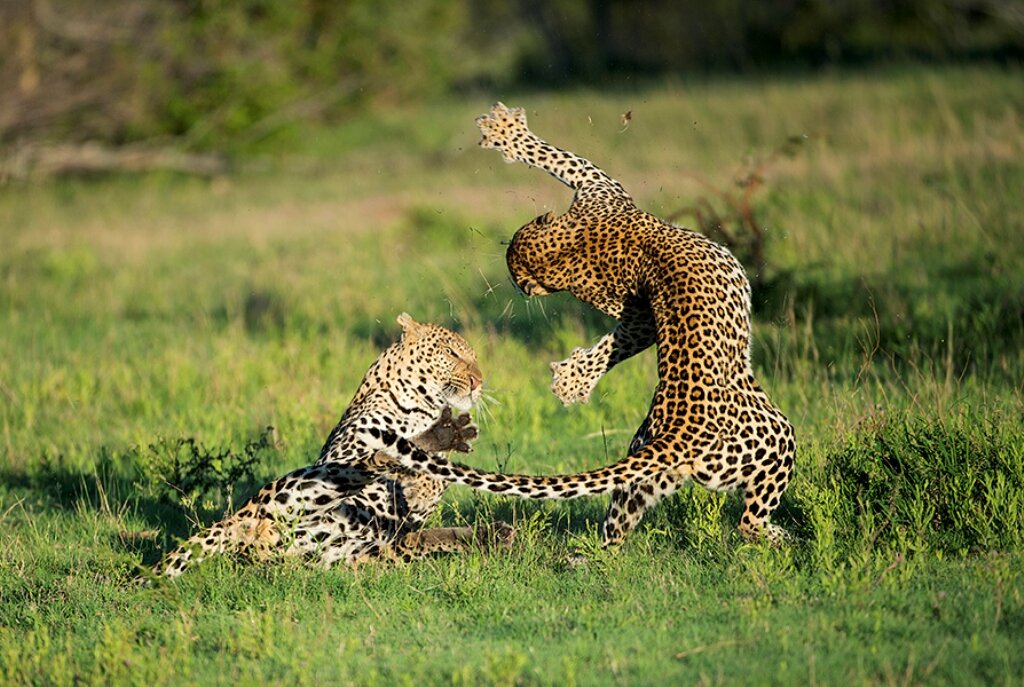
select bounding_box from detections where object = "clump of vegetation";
[131,427,278,512]
[0,0,477,151]
[826,413,1024,555]
[28,427,279,523]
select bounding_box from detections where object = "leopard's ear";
[397,312,423,341]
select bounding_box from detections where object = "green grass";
[1,64,1023,685]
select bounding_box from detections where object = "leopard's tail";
[398,443,689,501]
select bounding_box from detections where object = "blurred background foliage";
[1,0,1022,151]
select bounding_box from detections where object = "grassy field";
[1,65,1023,685]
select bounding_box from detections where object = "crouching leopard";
[155,313,513,578]
[391,103,795,547]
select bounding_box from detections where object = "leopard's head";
[395,313,483,412]
[505,211,577,297]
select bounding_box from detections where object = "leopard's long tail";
[393,434,690,500]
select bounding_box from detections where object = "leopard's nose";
[467,363,483,391]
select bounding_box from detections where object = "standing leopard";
[391,103,795,547]
[155,313,512,578]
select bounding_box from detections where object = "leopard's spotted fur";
[393,103,795,546]
[156,314,511,578]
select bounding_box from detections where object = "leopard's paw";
[475,102,530,162]
[761,523,793,547]
[414,406,479,453]
[550,348,601,406]
[739,522,793,547]
[564,552,590,569]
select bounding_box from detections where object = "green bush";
[2,1,1020,149]
[826,414,1024,555]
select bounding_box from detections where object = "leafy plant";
[131,427,278,515]
[826,413,1024,555]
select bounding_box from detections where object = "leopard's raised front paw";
[414,406,479,453]
[550,349,601,406]
[475,102,529,163]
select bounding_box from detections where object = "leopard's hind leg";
[691,390,796,543]
[602,471,685,546]
[157,504,279,578]
[599,418,683,546]
[736,429,795,543]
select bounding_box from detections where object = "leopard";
[155,313,512,578]
[388,103,795,548]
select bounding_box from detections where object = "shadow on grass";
[752,243,1024,382]
[0,465,183,567]
[449,492,610,538]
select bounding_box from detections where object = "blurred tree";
[0,0,1020,157]
[0,0,478,151]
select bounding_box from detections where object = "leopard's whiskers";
[474,390,501,426]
